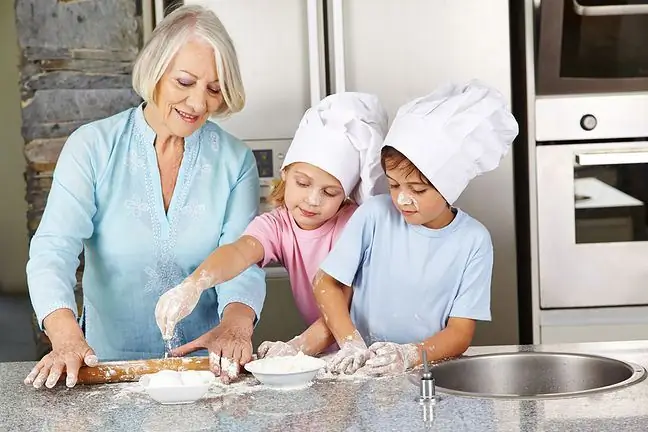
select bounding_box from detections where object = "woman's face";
[153,37,225,137]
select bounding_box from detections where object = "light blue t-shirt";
[320,194,493,345]
[26,104,266,361]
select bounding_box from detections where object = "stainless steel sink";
[410,352,646,400]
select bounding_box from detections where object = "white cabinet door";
[330,0,512,113]
[330,0,518,346]
[184,0,325,140]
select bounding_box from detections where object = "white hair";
[132,4,245,116]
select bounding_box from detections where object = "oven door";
[537,142,648,308]
[537,0,648,95]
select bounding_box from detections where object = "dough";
[179,371,209,386]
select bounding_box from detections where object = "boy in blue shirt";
[311,81,519,375]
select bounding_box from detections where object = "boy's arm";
[313,272,357,344]
[418,317,475,362]
[312,271,370,374]
[357,317,475,376]
[307,201,378,374]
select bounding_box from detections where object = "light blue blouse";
[26,104,266,361]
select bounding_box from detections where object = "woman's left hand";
[171,303,255,384]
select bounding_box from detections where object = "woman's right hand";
[24,336,98,389]
[155,282,202,340]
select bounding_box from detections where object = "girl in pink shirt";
[155,92,388,363]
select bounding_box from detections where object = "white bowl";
[139,370,215,405]
[244,353,326,390]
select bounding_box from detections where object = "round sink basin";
[410,352,646,400]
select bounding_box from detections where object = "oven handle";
[576,150,648,166]
[573,0,648,16]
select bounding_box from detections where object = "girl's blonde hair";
[268,177,288,208]
[132,5,245,117]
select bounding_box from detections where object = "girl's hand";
[155,282,202,340]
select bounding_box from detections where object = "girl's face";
[386,166,455,229]
[282,162,346,230]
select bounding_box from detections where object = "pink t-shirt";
[243,203,358,326]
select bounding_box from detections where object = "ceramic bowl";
[244,354,327,390]
[139,370,215,405]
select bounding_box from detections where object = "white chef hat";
[381,80,519,204]
[282,92,389,204]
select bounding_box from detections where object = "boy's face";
[282,162,346,230]
[385,166,454,229]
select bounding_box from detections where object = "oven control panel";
[246,139,291,214]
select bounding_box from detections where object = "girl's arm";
[155,235,265,340]
[187,235,265,291]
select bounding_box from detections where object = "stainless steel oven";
[537,141,648,308]
[534,1,648,312]
[537,0,648,95]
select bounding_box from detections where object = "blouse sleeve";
[26,125,100,327]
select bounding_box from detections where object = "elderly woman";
[23,5,265,389]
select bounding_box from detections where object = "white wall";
[0,2,28,294]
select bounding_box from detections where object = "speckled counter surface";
[3,340,648,431]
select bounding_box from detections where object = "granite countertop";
[3,340,648,431]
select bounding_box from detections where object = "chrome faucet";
[418,350,438,403]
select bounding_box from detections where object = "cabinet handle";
[307,0,324,106]
[332,0,346,93]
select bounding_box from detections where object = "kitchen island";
[3,341,648,431]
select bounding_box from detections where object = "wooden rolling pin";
[70,356,210,385]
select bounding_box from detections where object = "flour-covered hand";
[24,336,98,389]
[155,281,202,340]
[171,312,253,384]
[357,342,420,376]
[257,337,301,359]
[327,330,372,375]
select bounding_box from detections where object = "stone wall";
[15,0,143,357]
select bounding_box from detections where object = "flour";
[316,368,371,382]
[304,188,322,207]
[312,270,325,288]
[203,375,261,398]
[397,191,419,211]
[209,352,239,379]
[220,357,239,379]
[110,382,147,402]
[246,352,324,375]
[315,353,372,382]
